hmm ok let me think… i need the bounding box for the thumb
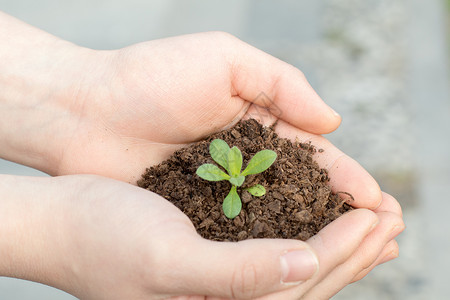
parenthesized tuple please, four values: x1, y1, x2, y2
(228, 35, 341, 134)
(162, 237, 319, 299)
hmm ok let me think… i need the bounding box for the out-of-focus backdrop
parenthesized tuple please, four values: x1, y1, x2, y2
(1, 0, 449, 299)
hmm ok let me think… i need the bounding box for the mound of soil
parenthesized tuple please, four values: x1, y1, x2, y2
(138, 119, 352, 241)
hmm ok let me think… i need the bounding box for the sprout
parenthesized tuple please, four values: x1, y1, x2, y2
(196, 139, 277, 219)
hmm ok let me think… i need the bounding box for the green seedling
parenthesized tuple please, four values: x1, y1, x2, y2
(196, 139, 277, 219)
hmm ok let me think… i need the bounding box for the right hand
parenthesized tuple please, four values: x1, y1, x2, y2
(1, 174, 403, 299)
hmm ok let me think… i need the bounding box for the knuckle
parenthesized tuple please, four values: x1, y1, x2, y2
(230, 261, 259, 299)
(290, 64, 306, 79)
(207, 31, 243, 51)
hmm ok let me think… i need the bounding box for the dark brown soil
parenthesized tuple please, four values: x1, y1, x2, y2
(138, 119, 352, 241)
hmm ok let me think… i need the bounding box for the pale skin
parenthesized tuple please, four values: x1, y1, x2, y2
(0, 11, 404, 300)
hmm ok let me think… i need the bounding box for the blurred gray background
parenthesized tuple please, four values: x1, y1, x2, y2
(1, 0, 449, 299)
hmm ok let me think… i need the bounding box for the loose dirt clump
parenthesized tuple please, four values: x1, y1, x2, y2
(138, 119, 352, 241)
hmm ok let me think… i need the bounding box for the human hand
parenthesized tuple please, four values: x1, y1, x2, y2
(1, 28, 340, 184)
(0, 175, 402, 300)
(0, 13, 404, 298)
(56, 33, 403, 297)
(0, 19, 375, 209)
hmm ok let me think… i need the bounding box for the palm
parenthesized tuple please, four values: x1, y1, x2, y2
(51, 176, 401, 300)
(59, 176, 197, 299)
(58, 34, 255, 183)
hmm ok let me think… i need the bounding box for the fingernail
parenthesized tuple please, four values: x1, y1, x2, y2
(388, 223, 405, 240)
(380, 250, 399, 265)
(330, 106, 340, 118)
(280, 249, 319, 285)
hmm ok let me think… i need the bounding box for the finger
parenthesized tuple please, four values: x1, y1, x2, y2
(373, 192, 403, 217)
(351, 239, 399, 283)
(298, 209, 379, 295)
(257, 209, 379, 300)
(376, 239, 400, 265)
(273, 118, 382, 209)
(228, 36, 341, 134)
(156, 236, 319, 299)
(301, 211, 404, 299)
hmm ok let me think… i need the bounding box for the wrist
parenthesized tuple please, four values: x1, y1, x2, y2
(0, 12, 112, 174)
(0, 175, 73, 292)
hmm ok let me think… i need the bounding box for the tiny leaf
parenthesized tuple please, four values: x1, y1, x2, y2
(227, 146, 243, 176)
(241, 150, 277, 176)
(222, 186, 242, 219)
(229, 175, 245, 187)
(246, 184, 266, 197)
(196, 164, 230, 181)
(209, 139, 230, 171)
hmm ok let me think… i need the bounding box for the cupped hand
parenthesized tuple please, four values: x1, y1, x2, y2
(9, 30, 404, 298)
(47, 32, 341, 183)
(2, 175, 402, 300)
(46, 32, 383, 210)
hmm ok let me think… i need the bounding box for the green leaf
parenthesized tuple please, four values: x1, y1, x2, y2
(209, 139, 230, 171)
(229, 175, 245, 187)
(227, 146, 243, 176)
(241, 150, 277, 176)
(246, 184, 266, 197)
(222, 186, 242, 219)
(196, 164, 230, 181)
